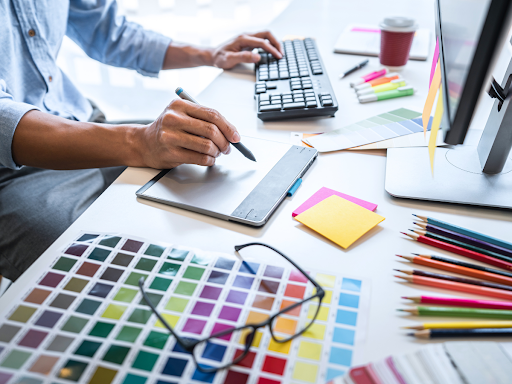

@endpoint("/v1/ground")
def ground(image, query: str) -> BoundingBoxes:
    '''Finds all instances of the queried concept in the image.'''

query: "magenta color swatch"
[233,275,254,290]
[225,290,248,305]
[182,319,207,335]
[35,310,62,328]
[263,265,284,279]
[191,302,215,317]
[292,187,377,217]
[18,329,48,348]
[199,285,222,300]
[0,372,13,384]
[218,306,241,322]
[289,270,308,284]
[39,272,65,288]
[122,239,144,253]
[65,243,88,256]
[210,323,235,341]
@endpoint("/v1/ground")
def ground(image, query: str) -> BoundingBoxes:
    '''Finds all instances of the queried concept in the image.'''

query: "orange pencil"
[397,255,512,286]
[396,274,512,300]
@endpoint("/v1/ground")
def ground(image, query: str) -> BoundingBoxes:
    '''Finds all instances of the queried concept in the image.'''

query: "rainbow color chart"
[0,233,370,384]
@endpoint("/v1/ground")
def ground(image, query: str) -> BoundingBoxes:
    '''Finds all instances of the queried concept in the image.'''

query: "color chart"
[0,233,370,384]
[305,108,433,152]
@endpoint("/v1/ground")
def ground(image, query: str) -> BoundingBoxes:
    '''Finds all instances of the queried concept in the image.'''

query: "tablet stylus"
[175,87,257,162]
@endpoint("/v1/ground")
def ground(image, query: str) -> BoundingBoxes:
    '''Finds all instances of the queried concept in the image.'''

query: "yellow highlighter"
[403,320,512,330]
[356,79,407,96]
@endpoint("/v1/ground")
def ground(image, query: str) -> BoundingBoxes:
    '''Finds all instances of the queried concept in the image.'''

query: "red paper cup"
[379,17,417,70]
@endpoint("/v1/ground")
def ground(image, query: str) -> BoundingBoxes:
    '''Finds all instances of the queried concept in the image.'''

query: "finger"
[221,51,261,68]
[185,103,241,145]
[172,147,216,167]
[251,31,283,55]
[180,117,231,155]
[178,132,223,158]
[236,35,282,59]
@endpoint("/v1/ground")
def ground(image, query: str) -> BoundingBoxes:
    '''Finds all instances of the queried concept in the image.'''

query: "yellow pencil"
[402,320,512,330]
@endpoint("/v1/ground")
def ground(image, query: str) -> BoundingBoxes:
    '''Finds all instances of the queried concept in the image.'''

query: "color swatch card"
[292,187,377,218]
[295,196,385,249]
[0,233,370,384]
[305,109,432,152]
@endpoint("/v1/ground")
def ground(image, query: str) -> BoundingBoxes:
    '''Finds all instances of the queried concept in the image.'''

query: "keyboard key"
[255,88,266,94]
[291,84,302,90]
[260,105,282,112]
[259,74,269,81]
[266,82,277,89]
[279,72,289,79]
[282,93,292,98]
[306,101,318,108]
[300,71,309,77]
[302,83,313,89]
[283,102,306,110]
[294,97,305,103]
[259,101,270,106]
[322,99,333,106]
[306,96,316,102]
[292,90,304,94]
[260,94,270,101]
[313,69,323,75]
[282,98,294,104]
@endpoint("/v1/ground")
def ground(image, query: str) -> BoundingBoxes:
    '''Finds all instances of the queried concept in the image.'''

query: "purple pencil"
[414,222,512,258]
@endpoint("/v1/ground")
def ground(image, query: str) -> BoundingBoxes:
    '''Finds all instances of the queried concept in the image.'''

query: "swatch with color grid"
[0,233,368,384]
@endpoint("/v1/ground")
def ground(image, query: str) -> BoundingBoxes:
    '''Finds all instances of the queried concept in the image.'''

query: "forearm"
[162,42,214,69]
[12,110,144,170]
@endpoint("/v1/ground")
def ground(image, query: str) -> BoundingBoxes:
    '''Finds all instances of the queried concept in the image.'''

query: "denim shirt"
[0,0,171,169]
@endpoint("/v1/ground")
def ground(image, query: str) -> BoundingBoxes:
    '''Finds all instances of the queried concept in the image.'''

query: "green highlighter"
[358,86,415,103]
[356,79,407,96]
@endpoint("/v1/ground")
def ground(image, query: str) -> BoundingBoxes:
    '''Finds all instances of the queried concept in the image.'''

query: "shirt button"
[28,29,36,37]
[48,76,53,82]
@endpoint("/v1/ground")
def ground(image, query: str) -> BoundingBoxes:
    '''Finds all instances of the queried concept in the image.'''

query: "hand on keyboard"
[212,31,283,69]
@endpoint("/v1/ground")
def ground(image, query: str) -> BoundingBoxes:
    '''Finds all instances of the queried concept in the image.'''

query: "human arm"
[162,31,283,70]
[11,99,240,170]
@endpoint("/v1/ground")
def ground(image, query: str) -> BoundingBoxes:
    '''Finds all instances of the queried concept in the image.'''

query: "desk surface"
[3,0,512,368]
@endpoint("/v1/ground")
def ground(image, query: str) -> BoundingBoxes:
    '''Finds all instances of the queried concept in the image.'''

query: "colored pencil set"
[398,215,512,339]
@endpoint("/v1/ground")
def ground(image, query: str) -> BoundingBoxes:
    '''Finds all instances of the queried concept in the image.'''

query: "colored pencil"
[395,274,512,300]
[404,321,512,330]
[395,269,512,292]
[410,229,512,264]
[409,328,512,339]
[413,214,512,252]
[401,232,512,271]
[397,255,512,286]
[414,222,512,258]
[412,253,512,279]
[399,306,512,319]
[403,296,512,310]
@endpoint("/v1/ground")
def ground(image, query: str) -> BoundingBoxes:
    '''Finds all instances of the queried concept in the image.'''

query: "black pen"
[339,59,369,79]
[175,87,256,162]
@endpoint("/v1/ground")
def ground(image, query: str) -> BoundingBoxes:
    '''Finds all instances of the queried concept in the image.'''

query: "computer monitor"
[438,0,512,146]
[385,0,512,208]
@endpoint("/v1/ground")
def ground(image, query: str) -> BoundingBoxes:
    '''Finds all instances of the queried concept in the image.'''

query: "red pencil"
[402,232,512,271]
[403,296,512,310]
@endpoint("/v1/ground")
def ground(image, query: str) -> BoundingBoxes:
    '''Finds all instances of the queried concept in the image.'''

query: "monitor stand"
[385,63,512,209]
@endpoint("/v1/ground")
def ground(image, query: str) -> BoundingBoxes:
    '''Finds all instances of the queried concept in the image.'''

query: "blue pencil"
[413,215,512,252]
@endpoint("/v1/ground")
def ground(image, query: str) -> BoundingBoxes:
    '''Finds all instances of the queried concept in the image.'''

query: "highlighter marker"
[356,80,407,96]
[350,68,388,87]
[354,73,400,91]
[358,86,415,103]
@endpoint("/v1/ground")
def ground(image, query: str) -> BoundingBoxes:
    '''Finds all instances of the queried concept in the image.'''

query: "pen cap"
[379,16,417,70]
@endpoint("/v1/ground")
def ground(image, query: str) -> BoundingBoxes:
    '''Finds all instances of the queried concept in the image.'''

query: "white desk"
[3,0,512,368]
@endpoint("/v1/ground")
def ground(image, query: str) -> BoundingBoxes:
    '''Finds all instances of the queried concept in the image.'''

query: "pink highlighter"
[350,68,388,87]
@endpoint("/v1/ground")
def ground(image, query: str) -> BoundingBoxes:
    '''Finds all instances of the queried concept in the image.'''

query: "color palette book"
[0,233,370,384]
[304,109,432,152]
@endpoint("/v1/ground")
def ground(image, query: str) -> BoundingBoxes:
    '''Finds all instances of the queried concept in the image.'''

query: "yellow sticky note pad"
[295,195,385,249]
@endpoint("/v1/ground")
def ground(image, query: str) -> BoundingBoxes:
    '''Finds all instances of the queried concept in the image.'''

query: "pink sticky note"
[429,37,440,87]
[292,187,377,217]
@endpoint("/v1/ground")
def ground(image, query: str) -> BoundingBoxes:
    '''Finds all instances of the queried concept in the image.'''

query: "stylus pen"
[175,87,256,162]
[339,59,369,78]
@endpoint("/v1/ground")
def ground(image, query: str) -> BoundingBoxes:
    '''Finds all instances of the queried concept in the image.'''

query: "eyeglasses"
[138,242,325,373]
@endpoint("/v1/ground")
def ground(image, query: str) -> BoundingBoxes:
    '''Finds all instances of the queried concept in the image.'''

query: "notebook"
[334,24,431,61]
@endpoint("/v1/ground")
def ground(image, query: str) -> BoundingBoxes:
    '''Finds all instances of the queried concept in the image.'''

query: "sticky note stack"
[293,187,384,249]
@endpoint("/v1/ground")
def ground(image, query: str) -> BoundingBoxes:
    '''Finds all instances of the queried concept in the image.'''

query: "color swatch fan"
[0,233,370,384]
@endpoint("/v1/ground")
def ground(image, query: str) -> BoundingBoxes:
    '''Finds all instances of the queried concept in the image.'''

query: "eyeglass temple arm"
[138,278,194,349]
[235,243,325,295]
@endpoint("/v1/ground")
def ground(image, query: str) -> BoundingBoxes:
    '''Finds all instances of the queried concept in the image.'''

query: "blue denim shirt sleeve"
[67,0,172,77]
[0,80,40,169]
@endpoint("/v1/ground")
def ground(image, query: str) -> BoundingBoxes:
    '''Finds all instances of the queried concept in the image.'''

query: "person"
[0,0,283,282]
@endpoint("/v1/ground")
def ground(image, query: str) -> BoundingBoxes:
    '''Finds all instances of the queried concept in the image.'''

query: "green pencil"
[400,306,512,319]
